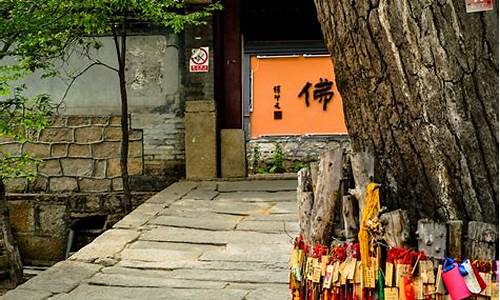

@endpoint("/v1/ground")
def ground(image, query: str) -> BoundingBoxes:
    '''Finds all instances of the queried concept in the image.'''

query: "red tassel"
[346,287,352,300]
[339,287,345,300]
[333,288,339,300]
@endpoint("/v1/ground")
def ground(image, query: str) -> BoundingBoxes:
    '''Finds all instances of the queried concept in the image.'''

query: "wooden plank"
[447,220,463,259]
[349,151,374,218]
[416,219,447,260]
[297,168,314,243]
[379,209,410,248]
[342,195,358,240]
[309,150,344,245]
[466,221,498,260]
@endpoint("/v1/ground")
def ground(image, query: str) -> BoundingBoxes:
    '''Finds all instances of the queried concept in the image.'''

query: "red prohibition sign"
[191,48,209,65]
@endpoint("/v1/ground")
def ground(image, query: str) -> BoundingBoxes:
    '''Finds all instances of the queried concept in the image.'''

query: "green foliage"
[292,161,308,173]
[268,143,284,173]
[251,145,261,171]
[0,86,53,179]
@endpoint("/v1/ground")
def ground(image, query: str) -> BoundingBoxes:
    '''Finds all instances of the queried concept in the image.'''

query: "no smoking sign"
[189,47,209,73]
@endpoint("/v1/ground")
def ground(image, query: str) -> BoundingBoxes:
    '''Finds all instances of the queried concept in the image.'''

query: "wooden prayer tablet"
[385,262,394,286]
[413,276,424,299]
[321,255,330,277]
[354,261,363,284]
[323,264,334,289]
[332,261,340,283]
[384,287,399,300]
[363,265,376,288]
[419,260,435,284]
[345,258,357,280]
[395,264,410,288]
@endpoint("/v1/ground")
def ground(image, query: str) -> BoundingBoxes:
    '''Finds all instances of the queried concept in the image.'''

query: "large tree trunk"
[313,0,498,225]
[0,179,23,286]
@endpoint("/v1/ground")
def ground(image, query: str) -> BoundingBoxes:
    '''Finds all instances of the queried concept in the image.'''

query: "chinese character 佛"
[298,78,334,111]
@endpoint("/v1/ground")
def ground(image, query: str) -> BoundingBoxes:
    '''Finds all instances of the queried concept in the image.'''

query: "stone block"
[29,176,48,192]
[130,129,143,141]
[75,126,103,143]
[38,204,67,235]
[185,100,217,180]
[16,234,66,262]
[0,143,21,156]
[78,178,111,192]
[93,142,120,159]
[112,178,123,191]
[38,159,62,176]
[0,135,15,143]
[185,100,216,113]
[67,116,91,127]
[94,160,106,177]
[50,116,66,127]
[221,129,247,178]
[51,143,68,157]
[68,144,91,157]
[107,158,121,177]
[129,141,143,157]
[128,158,143,176]
[49,177,78,192]
[104,127,122,140]
[39,128,73,142]
[61,158,94,176]
[8,201,34,233]
[107,158,142,177]
[4,178,27,193]
[22,143,51,158]
[91,116,111,126]
[110,115,122,125]
[86,195,101,211]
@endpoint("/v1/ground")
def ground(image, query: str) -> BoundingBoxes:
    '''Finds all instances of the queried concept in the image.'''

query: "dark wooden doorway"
[214,0,242,130]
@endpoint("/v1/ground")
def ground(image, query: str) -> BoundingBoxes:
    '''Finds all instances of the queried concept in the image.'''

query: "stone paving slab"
[2,179,298,300]
[50,284,249,300]
[149,214,243,231]
[236,220,300,234]
[69,229,140,263]
[217,180,297,192]
[214,191,296,202]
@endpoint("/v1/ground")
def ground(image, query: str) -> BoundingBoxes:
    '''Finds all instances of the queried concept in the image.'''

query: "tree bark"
[314,0,498,225]
[112,19,132,214]
[0,179,23,286]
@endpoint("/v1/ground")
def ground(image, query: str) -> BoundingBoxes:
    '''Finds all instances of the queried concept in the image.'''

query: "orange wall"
[250,56,347,138]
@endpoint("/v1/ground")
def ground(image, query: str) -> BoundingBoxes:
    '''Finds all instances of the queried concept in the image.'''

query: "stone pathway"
[2,179,298,300]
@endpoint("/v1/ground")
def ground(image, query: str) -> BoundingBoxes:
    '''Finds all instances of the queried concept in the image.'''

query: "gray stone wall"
[246,135,351,173]
[0,116,143,193]
[19,34,186,180]
[5,192,153,265]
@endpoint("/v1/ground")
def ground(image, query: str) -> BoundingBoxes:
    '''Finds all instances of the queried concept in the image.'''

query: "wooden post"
[309,150,344,245]
[416,219,447,260]
[379,209,410,248]
[349,151,374,218]
[310,161,319,193]
[447,220,463,259]
[466,221,498,260]
[297,168,314,243]
[342,195,359,241]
